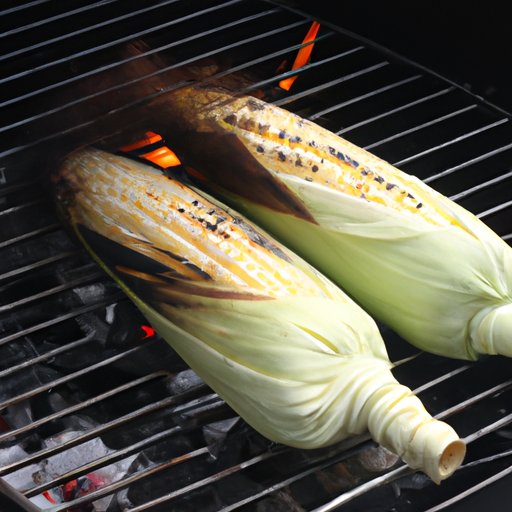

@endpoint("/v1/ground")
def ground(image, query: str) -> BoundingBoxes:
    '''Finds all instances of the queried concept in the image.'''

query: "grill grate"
[1,1,512,511]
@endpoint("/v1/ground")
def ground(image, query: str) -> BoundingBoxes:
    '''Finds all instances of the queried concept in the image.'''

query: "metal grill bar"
[449,169,512,202]
[411,364,472,395]
[0,0,246,97]
[0,0,121,39]
[0,269,104,314]
[217,364,511,511]
[0,8,281,133]
[128,449,284,512]
[0,371,167,445]
[0,178,42,197]
[0,252,76,283]
[0,332,95,378]
[0,0,190,64]
[51,447,212,512]
[424,465,512,512]
[311,464,412,512]
[271,61,389,107]
[0,198,44,217]
[312,405,512,512]
[219,457,342,512]
[424,141,512,184]
[336,86,456,135]
[0,386,212,476]
[434,379,512,422]
[0,479,40,512]
[0,19,312,159]
[392,118,509,167]
[477,199,512,219]
[178,26,332,93]
[0,223,60,250]
[363,104,478,150]
[23,424,200,498]
[1,2,511,511]
[308,73,422,120]
[240,40,360,93]
[0,295,124,347]
[0,341,148,414]
[0,0,53,16]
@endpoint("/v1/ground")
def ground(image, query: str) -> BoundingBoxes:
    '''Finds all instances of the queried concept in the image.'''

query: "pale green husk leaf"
[74,224,464,482]
[218,173,512,361]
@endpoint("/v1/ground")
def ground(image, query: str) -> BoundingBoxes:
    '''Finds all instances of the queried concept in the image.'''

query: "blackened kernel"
[305,176,313,182]
[256,145,264,153]
[278,151,286,162]
[386,183,397,190]
[320,158,324,164]
[416,202,423,209]
[290,135,302,143]
[295,158,303,167]
[258,123,270,134]
[205,221,217,231]
[223,114,237,126]
[407,193,415,199]
[360,193,366,199]
[247,99,264,111]
[207,209,215,215]
[361,169,368,176]
[278,130,286,139]
[328,146,336,156]
[192,200,199,206]
[238,117,255,131]
[374,176,385,184]
[309,140,318,148]
[312,165,319,172]
[336,151,345,161]
[177,207,185,213]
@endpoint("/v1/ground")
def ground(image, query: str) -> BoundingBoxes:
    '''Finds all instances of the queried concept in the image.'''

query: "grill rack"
[1,1,512,511]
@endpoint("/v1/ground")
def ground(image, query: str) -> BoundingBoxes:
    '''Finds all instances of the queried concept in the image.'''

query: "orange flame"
[279,21,321,91]
[139,146,181,168]
[120,131,181,168]
[119,131,163,152]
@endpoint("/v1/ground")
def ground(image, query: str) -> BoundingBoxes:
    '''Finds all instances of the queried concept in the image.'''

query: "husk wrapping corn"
[52,148,465,483]
[153,85,512,361]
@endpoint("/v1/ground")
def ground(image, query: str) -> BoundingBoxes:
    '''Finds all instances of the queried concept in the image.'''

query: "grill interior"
[1,1,512,511]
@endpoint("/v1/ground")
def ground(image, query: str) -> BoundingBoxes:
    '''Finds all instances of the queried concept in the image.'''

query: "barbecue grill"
[1,1,511,511]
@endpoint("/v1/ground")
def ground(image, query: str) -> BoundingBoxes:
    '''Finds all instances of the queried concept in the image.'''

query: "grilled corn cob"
[52,147,465,483]
[151,84,512,361]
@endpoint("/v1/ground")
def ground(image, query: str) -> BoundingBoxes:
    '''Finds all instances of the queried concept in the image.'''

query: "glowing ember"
[279,21,321,91]
[140,325,156,339]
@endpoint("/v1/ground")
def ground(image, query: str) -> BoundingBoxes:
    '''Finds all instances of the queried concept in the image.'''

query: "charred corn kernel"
[53,148,465,483]
[154,85,512,362]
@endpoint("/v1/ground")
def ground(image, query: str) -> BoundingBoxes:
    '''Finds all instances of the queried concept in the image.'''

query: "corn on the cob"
[52,147,465,483]
[152,84,512,362]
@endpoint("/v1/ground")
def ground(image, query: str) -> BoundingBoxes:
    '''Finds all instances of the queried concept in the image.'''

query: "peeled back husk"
[52,147,465,483]
[150,84,512,362]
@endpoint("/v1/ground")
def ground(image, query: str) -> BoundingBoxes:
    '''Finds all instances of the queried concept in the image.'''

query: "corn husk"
[52,147,465,483]
[153,85,512,361]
